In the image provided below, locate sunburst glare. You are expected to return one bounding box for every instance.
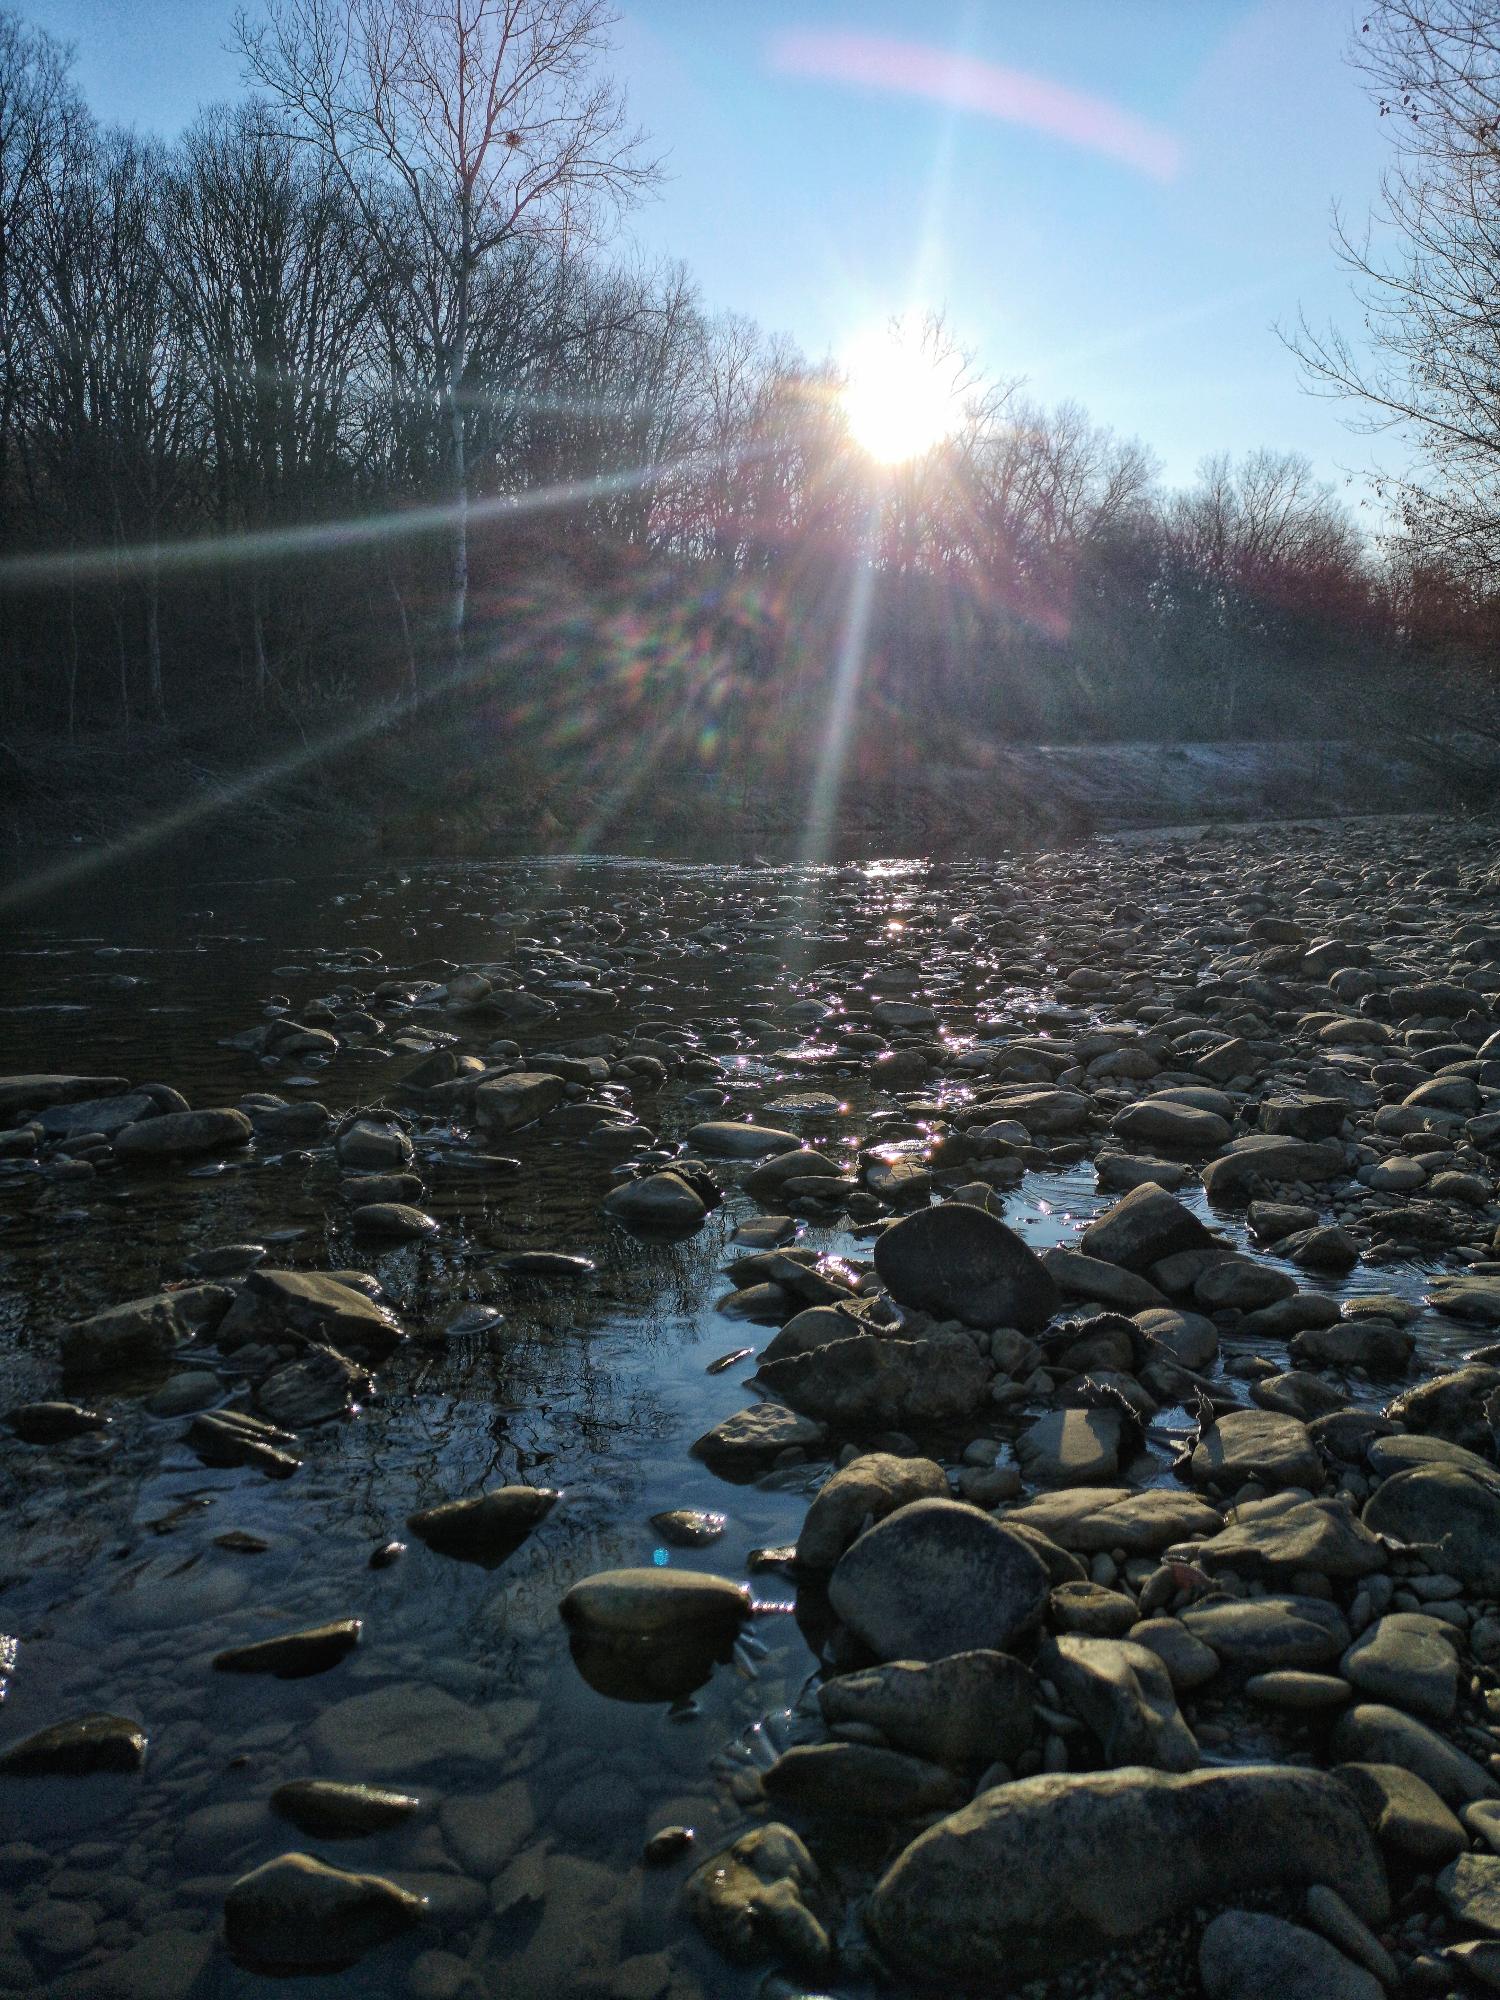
[840,317,966,464]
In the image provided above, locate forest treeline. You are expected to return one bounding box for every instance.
[0,1,1496,795]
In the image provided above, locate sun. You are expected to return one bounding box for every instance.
[840,318,964,465]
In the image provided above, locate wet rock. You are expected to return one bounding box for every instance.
[762,1741,963,1816]
[743,1149,844,1202]
[1362,1460,1500,1594]
[602,1171,709,1228]
[1291,1317,1415,1373]
[1179,1594,1351,1673]
[188,1408,301,1477]
[336,1113,414,1171]
[1041,1634,1198,1771]
[1428,1274,1500,1325]
[650,1509,726,1548]
[0,1713,147,1775]
[182,1242,267,1278]
[60,1285,229,1378]
[685,1121,801,1158]
[795,1453,947,1570]
[756,1330,990,1428]
[1341,1613,1459,1721]
[256,1347,369,1429]
[559,1568,750,1642]
[38,1090,160,1140]
[213,1619,362,1678]
[1334,1760,1467,1864]
[684,1823,830,1972]
[271,1780,422,1838]
[1199,1911,1382,2000]
[1386,1363,1500,1452]
[218,1268,403,1360]
[1190,1408,1321,1491]
[4,1401,107,1443]
[692,1403,827,1469]
[873,1202,1059,1331]
[114,1108,252,1158]
[308,1681,533,1781]
[351,1202,438,1240]
[1080,1182,1215,1270]
[827,1497,1050,1661]
[223,1852,426,1970]
[818,1650,1035,1767]
[1193,1258,1298,1312]
[866,1765,1388,1986]
[1332,1703,1500,1805]
[408,1486,557,1565]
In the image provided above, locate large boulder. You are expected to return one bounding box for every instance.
[1190,1409,1321,1491]
[407,1486,557,1566]
[1001,1487,1221,1556]
[1168,1494,1385,1581]
[0,1074,128,1123]
[866,1765,1388,1986]
[60,1284,230,1379]
[683,1824,829,1971]
[1110,1099,1231,1153]
[828,1498,1049,1662]
[1200,1136,1346,1203]
[1385,1365,1500,1453]
[1080,1183,1215,1271]
[686,1121,801,1158]
[1362,1461,1500,1595]
[873,1204,1059,1331]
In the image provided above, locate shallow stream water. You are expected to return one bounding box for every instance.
[0,850,1457,2000]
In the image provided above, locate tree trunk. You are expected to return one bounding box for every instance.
[391,573,418,701]
[145,550,165,723]
[448,363,468,690]
[251,577,269,707]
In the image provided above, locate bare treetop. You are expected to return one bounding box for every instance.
[236,0,660,260]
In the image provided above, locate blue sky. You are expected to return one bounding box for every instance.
[24,0,1397,496]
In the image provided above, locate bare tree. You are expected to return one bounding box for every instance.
[1290,1,1500,576]
[236,0,660,679]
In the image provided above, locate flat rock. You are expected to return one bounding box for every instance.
[1179,1594,1350,1673]
[691,1403,826,1468]
[1111,1099,1231,1152]
[1190,1409,1321,1491]
[1015,1409,1125,1486]
[271,1781,422,1839]
[686,1121,801,1158]
[559,1568,751,1642]
[1002,1488,1222,1555]
[474,1073,566,1133]
[1439,1852,1500,1935]
[866,1765,1388,1987]
[1169,1493,1385,1579]
[602,1171,709,1228]
[214,1619,362,1679]
[761,1741,963,1816]
[828,1498,1050,1662]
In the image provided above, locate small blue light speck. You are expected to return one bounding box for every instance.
[652,1547,670,1567]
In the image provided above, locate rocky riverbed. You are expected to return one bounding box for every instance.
[4,822,1500,1999]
